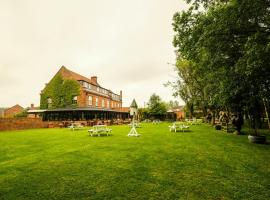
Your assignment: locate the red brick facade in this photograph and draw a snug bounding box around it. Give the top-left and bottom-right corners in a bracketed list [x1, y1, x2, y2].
[4, 104, 24, 118]
[175, 110, 185, 120]
[171, 106, 185, 120]
[43, 66, 123, 109]
[0, 118, 59, 131]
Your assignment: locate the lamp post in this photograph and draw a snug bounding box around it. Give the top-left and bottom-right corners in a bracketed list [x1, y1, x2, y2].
[128, 99, 140, 137]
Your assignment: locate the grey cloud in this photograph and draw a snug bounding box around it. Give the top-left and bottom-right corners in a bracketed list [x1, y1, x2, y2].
[0, 0, 187, 107]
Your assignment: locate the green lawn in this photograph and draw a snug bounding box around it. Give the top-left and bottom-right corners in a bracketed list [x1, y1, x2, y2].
[0, 123, 269, 200]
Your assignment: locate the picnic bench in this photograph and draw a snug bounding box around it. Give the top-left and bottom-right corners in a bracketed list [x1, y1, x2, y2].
[68, 123, 84, 131]
[88, 125, 112, 136]
[169, 123, 190, 132]
[185, 118, 202, 125]
[152, 120, 161, 124]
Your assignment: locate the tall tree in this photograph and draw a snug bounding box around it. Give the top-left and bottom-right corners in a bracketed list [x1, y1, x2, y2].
[148, 94, 168, 119]
[172, 0, 270, 132]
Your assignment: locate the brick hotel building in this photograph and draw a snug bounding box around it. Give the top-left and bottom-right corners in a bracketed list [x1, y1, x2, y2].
[30, 66, 129, 121]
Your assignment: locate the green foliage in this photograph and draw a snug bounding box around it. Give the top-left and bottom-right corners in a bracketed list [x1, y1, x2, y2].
[138, 108, 150, 120]
[167, 100, 180, 109]
[40, 74, 80, 109]
[14, 110, 28, 118]
[148, 94, 168, 119]
[172, 0, 270, 131]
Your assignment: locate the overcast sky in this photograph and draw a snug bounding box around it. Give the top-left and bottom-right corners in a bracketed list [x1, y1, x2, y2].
[0, 0, 188, 108]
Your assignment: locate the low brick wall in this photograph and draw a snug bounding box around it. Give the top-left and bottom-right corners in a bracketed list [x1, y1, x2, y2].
[0, 118, 132, 131]
[0, 118, 60, 131]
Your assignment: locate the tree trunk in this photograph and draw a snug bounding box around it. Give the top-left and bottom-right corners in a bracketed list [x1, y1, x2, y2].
[189, 103, 194, 119]
[202, 105, 207, 117]
[248, 101, 261, 135]
[212, 111, 216, 125]
[263, 98, 270, 130]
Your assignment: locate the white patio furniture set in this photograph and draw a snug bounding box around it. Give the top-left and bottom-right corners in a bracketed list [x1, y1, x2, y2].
[169, 123, 190, 132]
[152, 120, 161, 124]
[68, 123, 84, 131]
[128, 122, 141, 128]
[88, 125, 112, 136]
[185, 118, 202, 125]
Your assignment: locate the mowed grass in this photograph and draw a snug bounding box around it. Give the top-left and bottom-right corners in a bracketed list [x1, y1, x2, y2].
[0, 123, 269, 200]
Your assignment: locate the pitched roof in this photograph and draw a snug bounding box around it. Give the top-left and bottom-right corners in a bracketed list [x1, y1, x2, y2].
[5, 104, 24, 111]
[57, 66, 100, 86]
[130, 99, 138, 108]
[172, 106, 185, 112]
[113, 107, 130, 113]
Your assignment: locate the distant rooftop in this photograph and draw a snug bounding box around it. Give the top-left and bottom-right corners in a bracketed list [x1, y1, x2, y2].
[130, 99, 138, 108]
[57, 66, 100, 86]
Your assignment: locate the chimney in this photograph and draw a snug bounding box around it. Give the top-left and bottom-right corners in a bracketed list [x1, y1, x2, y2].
[30, 104, 34, 109]
[91, 76, 98, 85]
[120, 90, 122, 99]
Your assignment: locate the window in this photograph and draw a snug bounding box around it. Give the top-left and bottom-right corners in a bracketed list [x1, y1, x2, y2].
[47, 98, 52, 104]
[96, 97, 98, 107]
[88, 96, 92, 106]
[47, 98, 52, 108]
[107, 100, 110, 108]
[102, 99, 105, 108]
[72, 96, 78, 104]
[83, 81, 87, 88]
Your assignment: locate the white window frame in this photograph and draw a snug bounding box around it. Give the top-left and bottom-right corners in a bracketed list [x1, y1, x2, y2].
[88, 96, 92, 106]
[72, 96, 78, 104]
[47, 98, 52, 108]
[96, 97, 98, 107]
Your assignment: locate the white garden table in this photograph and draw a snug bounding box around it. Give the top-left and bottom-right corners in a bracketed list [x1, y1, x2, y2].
[88, 125, 112, 136]
[169, 123, 189, 132]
